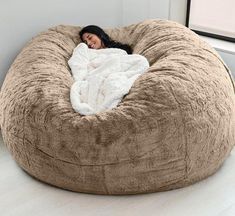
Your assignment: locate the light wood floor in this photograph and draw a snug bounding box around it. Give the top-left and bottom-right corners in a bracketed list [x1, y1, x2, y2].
[1, 132, 235, 216]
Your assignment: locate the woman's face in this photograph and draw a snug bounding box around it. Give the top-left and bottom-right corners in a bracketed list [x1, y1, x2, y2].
[82, 33, 105, 49]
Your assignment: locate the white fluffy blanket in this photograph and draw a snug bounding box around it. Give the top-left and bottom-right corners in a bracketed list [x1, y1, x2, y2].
[68, 43, 149, 115]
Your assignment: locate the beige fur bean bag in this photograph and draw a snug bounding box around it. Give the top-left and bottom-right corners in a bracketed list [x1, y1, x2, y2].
[0, 19, 234, 195]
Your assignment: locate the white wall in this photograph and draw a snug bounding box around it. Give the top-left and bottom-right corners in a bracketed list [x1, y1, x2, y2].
[122, 0, 188, 25]
[218, 51, 235, 77]
[122, 0, 170, 25]
[169, 0, 187, 24]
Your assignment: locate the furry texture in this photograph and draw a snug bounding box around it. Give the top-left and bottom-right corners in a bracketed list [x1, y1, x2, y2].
[0, 19, 234, 194]
[68, 43, 149, 115]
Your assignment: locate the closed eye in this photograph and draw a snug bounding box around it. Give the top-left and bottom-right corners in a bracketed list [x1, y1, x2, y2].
[83, 34, 93, 45]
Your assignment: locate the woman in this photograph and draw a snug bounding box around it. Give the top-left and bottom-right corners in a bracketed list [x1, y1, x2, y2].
[79, 25, 133, 54]
[68, 25, 149, 115]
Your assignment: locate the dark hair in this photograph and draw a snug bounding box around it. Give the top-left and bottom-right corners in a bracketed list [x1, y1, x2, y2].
[79, 25, 132, 54]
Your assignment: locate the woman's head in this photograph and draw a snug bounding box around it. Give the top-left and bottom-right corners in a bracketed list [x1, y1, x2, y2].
[79, 25, 133, 54]
[79, 25, 109, 49]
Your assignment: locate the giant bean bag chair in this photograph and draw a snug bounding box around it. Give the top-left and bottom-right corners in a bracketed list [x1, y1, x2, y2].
[0, 19, 234, 195]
